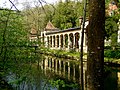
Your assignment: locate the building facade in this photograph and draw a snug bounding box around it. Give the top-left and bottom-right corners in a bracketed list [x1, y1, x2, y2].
[41, 20, 89, 52]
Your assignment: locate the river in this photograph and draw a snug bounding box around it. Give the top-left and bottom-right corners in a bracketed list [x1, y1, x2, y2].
[5, 54, 120, 90]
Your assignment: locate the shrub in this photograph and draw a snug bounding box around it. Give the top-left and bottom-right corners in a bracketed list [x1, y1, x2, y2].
[104, 49, 120, 59]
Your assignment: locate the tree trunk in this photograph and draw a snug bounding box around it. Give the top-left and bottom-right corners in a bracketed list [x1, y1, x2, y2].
[87, 0, 105, 90]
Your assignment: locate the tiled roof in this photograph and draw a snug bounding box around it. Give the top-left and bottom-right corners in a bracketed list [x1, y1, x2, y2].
[45, 21, 56, 30]
[30, 28, 37, 34]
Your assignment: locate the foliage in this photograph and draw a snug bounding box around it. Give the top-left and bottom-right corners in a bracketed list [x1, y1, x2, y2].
[105, 16, 118, 40]
[51, 1, 83, 29]
[0, 9, 39, 87]
[22, 4, 54, 33]
[105, 0, 120, 45]
[22, 0, 83, 30]
[49, 79, 79, 89]
[41, 47, 81, 59]
[105, 13, 120, 48]
[104, 49, 120, 58]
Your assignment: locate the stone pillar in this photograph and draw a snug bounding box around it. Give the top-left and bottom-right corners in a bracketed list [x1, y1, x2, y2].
[73, 33, 75, 49]
[44, 36, 46, 47]
[63, 35, 65, 49]
[51, 36, 53, 48]
[59, 35, 61, 49]
[55, 35, 57, 48]
[68, 35, 70, 50]
[83, 33, 86, 51]
[49, 36, 51, 48]
[46, 36, 48, 47]
[52, 35, 54, 48]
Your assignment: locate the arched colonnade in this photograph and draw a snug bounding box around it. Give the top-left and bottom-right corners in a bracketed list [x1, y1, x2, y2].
[41, 28, 87, 52]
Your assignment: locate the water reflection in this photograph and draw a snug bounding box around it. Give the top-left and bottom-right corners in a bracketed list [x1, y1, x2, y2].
[104, 67, 120, 90]
[118, 72, 120, 89]
[40, 56, 87, 84]
[6, 55, 87, 90]
[5, 54, 120, 90]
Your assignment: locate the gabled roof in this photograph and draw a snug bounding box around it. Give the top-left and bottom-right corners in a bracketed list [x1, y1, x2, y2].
[45, 21, 57, 31]
[30, 28, 37, 34]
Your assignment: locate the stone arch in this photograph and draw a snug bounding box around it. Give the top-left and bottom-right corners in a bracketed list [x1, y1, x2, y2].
[53, 35, 55, 47]
[56, 35, 59, 47]
[75, 32, 80, 49]
[64, 34, 68, 48]
[42, 33, 44, 45]
[47, 36, 49, 47]
[50, 36, 52, 47]
[69, 33, 74, 49]
[60, 34, 63, 48]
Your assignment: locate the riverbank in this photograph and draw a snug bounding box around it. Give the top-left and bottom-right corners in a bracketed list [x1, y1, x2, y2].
[38, 48, 85, 61]
[38, 47, 120, 65]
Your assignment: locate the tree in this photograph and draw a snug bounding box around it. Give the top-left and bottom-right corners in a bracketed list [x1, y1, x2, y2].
[87, 0, 105, 90]
[105, 16, 118, 48]
[52, 1, 83, 29]
[105, 0, 120, 48]
[0, 9, 28, 79]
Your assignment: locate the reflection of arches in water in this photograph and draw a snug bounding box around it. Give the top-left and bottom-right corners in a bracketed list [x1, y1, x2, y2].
[57, 60, 59, 72]
[50, 58, 52, 69]
[53, 59, 56, 71]
[75, 64, 80, 82]
[41, 56, 86, 83]
[42, 58, 120, 90]
[61, 61, 64, 72]
[70, 62, 74, 78]
[64, 62, 69, 79]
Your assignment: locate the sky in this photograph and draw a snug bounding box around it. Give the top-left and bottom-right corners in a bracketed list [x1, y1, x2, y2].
[0, 0, 59, 10]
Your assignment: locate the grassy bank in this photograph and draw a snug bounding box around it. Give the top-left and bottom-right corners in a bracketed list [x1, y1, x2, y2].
[38, 47, 120, 64]
[39, 48, 87, 60]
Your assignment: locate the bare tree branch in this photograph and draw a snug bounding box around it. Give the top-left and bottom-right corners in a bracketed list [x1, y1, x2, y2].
[9, 0, 19, 11]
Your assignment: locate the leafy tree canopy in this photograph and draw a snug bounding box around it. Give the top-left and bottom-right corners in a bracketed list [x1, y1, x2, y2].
[105, 16, 118, 40]
[51, 1, 83, 29]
